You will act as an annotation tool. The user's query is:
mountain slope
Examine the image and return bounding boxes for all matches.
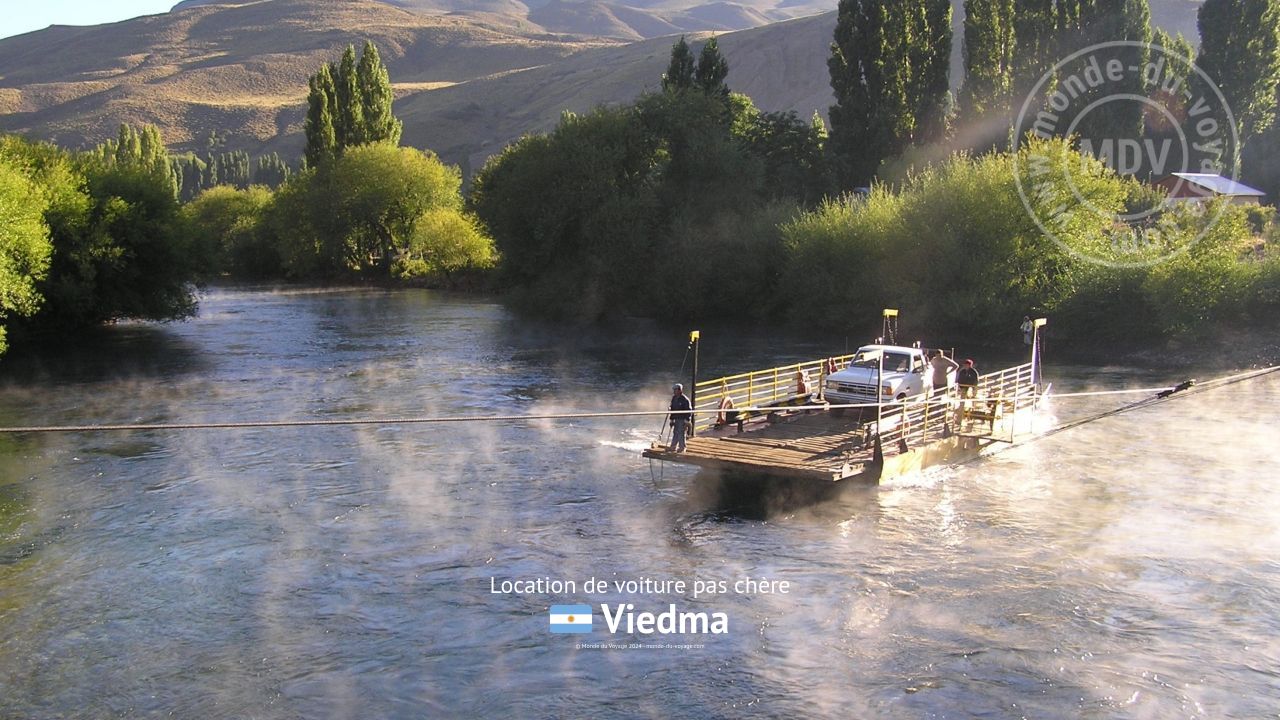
[0,0,616,148]
[174,0,823,37]
[0,0,1207,172]
[388,12,836,174]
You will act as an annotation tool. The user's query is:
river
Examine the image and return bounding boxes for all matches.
[0,287,1276,718]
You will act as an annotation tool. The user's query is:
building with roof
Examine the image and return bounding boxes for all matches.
[1153,173,1267,205]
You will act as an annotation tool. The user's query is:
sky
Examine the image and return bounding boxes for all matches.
[2,1,176,41]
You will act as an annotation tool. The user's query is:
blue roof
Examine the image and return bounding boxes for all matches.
[1170,173,1265,197]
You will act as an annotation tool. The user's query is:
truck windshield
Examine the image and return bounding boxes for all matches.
[850,350,912,372]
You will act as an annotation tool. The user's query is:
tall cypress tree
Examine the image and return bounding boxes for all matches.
[1011,0,1055,98]
[828,0,919,188]
[1196,0,1280,143]
[332,46,366,148]
[913,0,953,143]
[357,41,402,145]
[695,37,730,97]
[305,63,338,168]
[960,0,1016,138]
[1070,0,1152,144]
[662,37,696,93]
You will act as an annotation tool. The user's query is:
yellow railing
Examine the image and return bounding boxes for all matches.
[691,358,1037,435]
[691,354,856,432]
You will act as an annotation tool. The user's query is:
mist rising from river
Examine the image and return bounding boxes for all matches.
[0,287,1276,718]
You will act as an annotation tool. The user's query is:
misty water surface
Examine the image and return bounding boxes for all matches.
[0,287,1276,718]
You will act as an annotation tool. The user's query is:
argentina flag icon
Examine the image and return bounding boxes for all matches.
[549,604,593,633]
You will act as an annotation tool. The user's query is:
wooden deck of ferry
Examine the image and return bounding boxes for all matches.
[644,407,1009,483]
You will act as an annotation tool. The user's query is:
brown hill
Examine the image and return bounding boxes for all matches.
[386,11,837,174]
[0,0,616,149]
[0,0,1206,175]
[174,0,821,38]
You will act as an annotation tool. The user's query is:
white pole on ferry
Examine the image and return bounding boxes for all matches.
[877,347,884,433]
[878,308,896,435]
[1031,318,1047,394]
[689,330,700,436]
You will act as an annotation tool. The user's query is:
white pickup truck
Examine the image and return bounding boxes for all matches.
[824,345,951,410]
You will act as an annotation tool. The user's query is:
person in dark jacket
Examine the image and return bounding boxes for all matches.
[957,359,979,398]
[668,383,692,452]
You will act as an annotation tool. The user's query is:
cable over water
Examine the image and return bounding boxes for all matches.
[0,366,1275,435]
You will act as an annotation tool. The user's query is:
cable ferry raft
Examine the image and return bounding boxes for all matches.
[642,312,1048,484]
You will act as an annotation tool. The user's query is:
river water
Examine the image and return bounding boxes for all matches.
[0,287,1277,719]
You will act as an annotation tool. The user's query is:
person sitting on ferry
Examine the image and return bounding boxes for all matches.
[796,369,811,397]
[716,396,739,428]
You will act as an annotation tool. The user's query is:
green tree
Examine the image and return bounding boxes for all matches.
[960,0,1016,144]
[913,0,953,144]
[737,110,831,206]
[90,124,179,198]
[1242,85,1280,200]
[1196,0,1280,143]
[828,0,919,188]
[0,157,53,355]
[1144,29,1197,172]
[396,208,494,279]
[274,145,487,279]
[637,90,763,216]
[0,133,198,329]
[1071,0,1153,144]
[356,40,402,146]
[306,42,401,167]
[332,46,366,149]
[263,170,332,279]
[662,36,696,93]
[472,105,664,318]
[780,137,1128,338]
[182,185,278,278]
[71,159,198,323]
[1011,0,1056,98]
[305,63,339,168]
[695,37,729,97]
[329,144,461,273]
[253,153,291,188]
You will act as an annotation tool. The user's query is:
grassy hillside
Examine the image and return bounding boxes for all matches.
[383,11,835,174]
[0,0,1206,173]
[174,0,827,37]
[0,0,615,149]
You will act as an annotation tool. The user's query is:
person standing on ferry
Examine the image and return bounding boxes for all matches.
[928,350,958,395]
[668,383,692,452]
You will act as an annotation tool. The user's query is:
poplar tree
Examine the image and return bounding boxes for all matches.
[913,0,954,143]
[695,37,729,97]
[662,37,696,93]
[960,0,1016,134]
[332,45,366,148]
[1070,0,1152,143]
[828,0,918,187]
[305,42,402,167]
[1196,0,1280,142]
[1012,0,1055,98]
[357,40,402,145]
[305,63,338,168]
